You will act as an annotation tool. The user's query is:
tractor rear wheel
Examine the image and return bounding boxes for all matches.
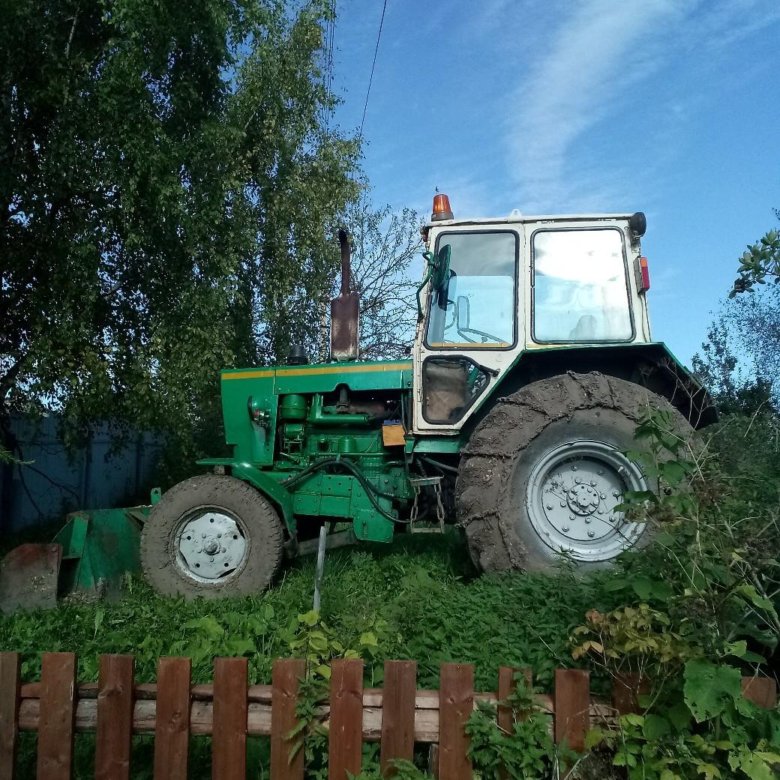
[456,372,692,573]
[140,474,284,599]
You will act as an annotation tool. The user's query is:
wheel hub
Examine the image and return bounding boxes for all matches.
[526,440,648,562]
[566,482,601,515]
[175,510,248,583]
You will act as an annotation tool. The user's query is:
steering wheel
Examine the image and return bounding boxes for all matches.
[458,326,504,344]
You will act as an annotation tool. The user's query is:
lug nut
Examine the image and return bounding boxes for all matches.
[587,530,595,538]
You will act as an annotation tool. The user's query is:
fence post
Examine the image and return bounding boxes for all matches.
[741,677,778,709]
[612,672,648,715]
[95,654,135,780]
[0,652,21,780]
[154,657,191,780]
[212,657,248,780]
[270,659,306,780]
[329,658,364,780]
[37,652,77,780]
[497,666,533,732]
[554,669,590,753]
[438,663,474,780]
[380,660,417,776]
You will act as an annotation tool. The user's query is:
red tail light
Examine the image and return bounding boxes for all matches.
[636,256,650,292]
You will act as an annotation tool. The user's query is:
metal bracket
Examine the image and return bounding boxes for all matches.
[409,476,446,534]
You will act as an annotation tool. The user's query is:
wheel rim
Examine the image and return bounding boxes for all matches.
[525,440,648,562]
[173,508,249,584]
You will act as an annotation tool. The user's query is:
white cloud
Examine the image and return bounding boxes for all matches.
[508,0,688,209]
[505,0,780,212]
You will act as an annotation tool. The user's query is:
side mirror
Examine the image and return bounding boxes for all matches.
[431,244,451,292]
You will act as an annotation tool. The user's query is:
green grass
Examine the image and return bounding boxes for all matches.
[0,531,610,691]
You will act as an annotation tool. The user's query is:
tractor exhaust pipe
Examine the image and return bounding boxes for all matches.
[330,229,360,362]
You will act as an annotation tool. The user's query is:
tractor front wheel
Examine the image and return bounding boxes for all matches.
[456,372,692,573]
[140,474,284,599]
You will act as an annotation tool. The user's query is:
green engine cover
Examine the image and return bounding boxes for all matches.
[204,359,416,543]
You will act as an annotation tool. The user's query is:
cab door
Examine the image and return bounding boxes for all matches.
[412,227,525,434]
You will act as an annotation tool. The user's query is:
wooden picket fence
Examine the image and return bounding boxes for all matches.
[0,652,777,780]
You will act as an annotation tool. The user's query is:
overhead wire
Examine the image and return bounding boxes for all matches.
[327,13,335,98]
[325,0,336,118]
[322,1,336,127]
[359,0,388,139]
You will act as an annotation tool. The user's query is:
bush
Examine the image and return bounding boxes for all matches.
[572,408,780,779]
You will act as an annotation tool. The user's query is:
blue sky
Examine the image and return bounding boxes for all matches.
[328,0,780,365]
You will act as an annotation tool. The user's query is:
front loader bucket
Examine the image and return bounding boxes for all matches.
[0,543,62,613]
[54,506,149,594]
[0,503,152,613]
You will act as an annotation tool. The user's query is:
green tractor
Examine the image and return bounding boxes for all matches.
[140,194,713,599]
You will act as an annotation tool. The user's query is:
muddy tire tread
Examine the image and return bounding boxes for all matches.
[456,371,689,572]
[140,474,284,599]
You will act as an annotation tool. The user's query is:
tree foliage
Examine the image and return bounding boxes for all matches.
[343,198,421,361]
[695,212,780,409]
[731,211,780,296]
[692,306,779,412]
[0,0,360,465]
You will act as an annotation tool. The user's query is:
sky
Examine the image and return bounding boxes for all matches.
[327,0,780,366]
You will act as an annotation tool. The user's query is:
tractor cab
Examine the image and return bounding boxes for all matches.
[413,195,652,433]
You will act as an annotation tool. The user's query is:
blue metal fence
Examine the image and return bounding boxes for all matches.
[1,415,163,533]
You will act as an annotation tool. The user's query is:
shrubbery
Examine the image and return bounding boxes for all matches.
[3,405,779,777]
[569,407,780,779]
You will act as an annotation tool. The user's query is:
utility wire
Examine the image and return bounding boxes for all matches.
[359,0,388,139]
[323,1,336,126]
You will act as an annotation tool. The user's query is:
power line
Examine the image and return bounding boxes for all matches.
[323,1,336,127]
[359,0,388,139]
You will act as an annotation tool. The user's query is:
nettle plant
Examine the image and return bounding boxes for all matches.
[465,673,576,780]
[287,615,572,779]
[286,610,389,780]
[583,659,780,780]
[571,409,780,779]
[352,673,572,780]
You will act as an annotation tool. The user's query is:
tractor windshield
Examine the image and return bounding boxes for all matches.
[426,231,517,349]
[532,228,633,342]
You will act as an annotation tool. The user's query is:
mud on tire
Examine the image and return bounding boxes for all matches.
[140,474,284,599]
[455,372,693,573]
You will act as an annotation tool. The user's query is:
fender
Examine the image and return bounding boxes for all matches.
[196,458,296,534]
[472,342,716,431]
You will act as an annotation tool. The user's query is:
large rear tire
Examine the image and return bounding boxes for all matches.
[140,474,284,599]
[456,372,692,573]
